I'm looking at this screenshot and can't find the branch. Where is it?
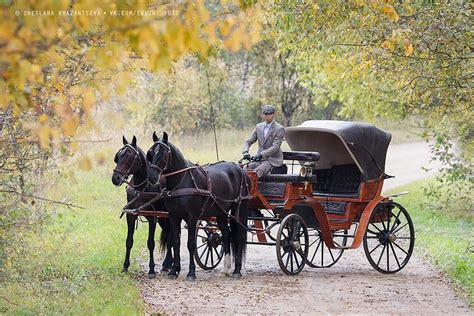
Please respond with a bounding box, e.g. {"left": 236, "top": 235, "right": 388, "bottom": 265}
{"left": 0, "top": 190, "right": 84, "bottom": 210}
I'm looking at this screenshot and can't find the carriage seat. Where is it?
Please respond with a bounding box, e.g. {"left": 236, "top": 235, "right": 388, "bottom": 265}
{"left": 313, "top": 164, "right": 361, "bottom": 197}
{"left": 283, "top": 151, "right": 320, "bottom": 161}
{"left": 261, "top": 174, "right": 317, "bottom": 183}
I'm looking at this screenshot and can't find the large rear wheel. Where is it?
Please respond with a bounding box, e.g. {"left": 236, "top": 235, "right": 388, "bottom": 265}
{"left": 194, "top": 220, "right": 224, "bottom": 270}
{"left": 363, "top": 202, "right": 415, "bottom": 273}
{"left": 276, "top": 214, "right": 309, "bottom": 275}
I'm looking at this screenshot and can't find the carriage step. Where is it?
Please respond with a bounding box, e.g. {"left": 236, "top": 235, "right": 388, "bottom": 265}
{"left": 329, "top": 219, "right": 349, "bottom": 223}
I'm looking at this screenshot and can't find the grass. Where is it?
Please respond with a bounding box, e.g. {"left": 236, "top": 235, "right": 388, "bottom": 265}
{"left": 1, "top": 166, "right": 147, "bottom": 314}
{"left": 390, "top": 179, "right": 473, "bottom": 304}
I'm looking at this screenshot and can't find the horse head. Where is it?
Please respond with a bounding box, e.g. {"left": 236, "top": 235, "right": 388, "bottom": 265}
{"left": 112, "top": 135, "right": 145, "bottom": 186}
{"left": 146, "top": 131, "right": 171, "bottom": 185}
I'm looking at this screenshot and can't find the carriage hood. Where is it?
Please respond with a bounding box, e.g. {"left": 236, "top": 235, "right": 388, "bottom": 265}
{"left": 285, "top": 120, "right": 392, "bottom": 182}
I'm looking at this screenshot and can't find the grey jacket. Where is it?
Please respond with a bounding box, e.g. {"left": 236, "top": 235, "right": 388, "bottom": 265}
{"left": 243, "top": 121, "right": 285, "bottom": 167}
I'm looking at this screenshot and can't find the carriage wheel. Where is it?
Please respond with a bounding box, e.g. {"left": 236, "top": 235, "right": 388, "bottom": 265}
{"left": 276, "top": 214, "right": 309, "bottom": 275}
{"left": 194, "top": 220, "right": 224, "bottom": 270}
{"left": 306, "top": 228, "right": 348, "bottom": 268}
{"left": 363, "top": 202, "right": 415, "bottom": 274}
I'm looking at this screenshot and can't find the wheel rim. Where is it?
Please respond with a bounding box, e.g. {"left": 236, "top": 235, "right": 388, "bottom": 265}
{"left": 363, "top": 202, "right": 415, "bottom": 274}
{"left": 276, "top": 214, "right": 309, "bottom": 275}
{"left": 194, "top": 220, "right": 224, "bottom": 270}
{"left": 306, "top": 229, "right": 347, "bottom": 268}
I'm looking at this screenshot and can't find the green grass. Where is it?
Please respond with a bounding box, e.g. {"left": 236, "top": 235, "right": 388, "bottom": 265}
{"left": 1, "top": 167, "right": 147, "bottom": 314}
{"left": 390, "top": 179, "right": 473, "bottom": 304}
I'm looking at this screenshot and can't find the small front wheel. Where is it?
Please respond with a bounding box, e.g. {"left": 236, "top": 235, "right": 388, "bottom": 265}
{"left": 276, "top": 214, "right": 309, "bottom": 275}
{"left": 363, "top": 201, "right": 415, "bottom": 274}
{"left": 194, "top": 220, "right": 224, "bottom": 270}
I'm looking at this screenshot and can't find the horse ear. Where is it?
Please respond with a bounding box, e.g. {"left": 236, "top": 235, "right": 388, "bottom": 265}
{"left": 131, "top": 135, "right": 137, "bottom": 147}
{"left": 152, "top": 131, "right": 159, "bottom": 142}
{"left": 123, "top": 135, "right": 128, "bottom": 145}
{"left": 162, "top": 132, "right": 168, "bottom": 144}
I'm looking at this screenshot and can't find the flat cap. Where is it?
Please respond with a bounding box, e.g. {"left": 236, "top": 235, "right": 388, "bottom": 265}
{"left": 261, "top": 105, "right": 275, "bottom": 114}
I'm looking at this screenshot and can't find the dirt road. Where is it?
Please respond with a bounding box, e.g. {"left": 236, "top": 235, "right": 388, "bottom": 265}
{"left": 137, "top": 142, "right": 471, "bottom": 315}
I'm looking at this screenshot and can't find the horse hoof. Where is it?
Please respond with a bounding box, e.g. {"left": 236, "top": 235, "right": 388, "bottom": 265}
{"left": 147, "top": 273, "right": 156, "bottom": 279}
{"left": 167, "top": 274, "right": 178, "bottom": 280}
{"left": 186, "top": 275, "right": 196, "bottom": 281}
{"left": 231, "top": 273, "right": 242, "bottom": 279}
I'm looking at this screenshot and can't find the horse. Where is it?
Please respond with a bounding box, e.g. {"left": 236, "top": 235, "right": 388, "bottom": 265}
{"left": 146, "top": 131, "right": 250, "bottom": 280}
{"left": 111, "top": 135, "right": 173, "bottom": 278}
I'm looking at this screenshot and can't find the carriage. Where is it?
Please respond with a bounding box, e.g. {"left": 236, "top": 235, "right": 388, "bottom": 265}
{"left": 194, "top": 120, "right": 415, "bottom": 275}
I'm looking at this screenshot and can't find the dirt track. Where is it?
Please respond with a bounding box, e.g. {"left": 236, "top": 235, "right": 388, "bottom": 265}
{"left": 137, "top": 142, "right": 472, "bottom": 315}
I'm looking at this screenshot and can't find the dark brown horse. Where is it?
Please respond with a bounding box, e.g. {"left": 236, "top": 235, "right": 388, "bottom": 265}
{"left": 112, "top": 135, "right": 172, "bottom": 278}
{"left": 146, "top": 132, "right": 250, "bottom": 280}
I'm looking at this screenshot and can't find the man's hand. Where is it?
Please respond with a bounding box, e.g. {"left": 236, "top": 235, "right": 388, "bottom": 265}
{"left": 242, "top": 152, "right": 251, "bottom": 160}
{"left": 251, "top": 154, "right": 262, "bottom": 162}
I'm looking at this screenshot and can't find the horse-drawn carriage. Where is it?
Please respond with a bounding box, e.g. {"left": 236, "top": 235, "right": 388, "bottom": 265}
{"left": 113, "top": 120, "right": 415, "bottom": 278}
{"left": 195, "top": 120, "right": 415, "bottom": 275}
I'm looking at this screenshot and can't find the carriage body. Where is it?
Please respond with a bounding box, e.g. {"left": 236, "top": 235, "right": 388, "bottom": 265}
{"left": 246, "top": 120, "right": 415, "bottom": 274}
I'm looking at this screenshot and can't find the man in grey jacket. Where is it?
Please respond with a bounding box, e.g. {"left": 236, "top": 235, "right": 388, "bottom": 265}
{"left": 242, "top": 105, "right": 285, "bottom": 178}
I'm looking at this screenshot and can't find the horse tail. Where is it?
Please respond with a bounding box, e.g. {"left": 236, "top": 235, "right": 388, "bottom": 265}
{"left": 158, "top": 218, "right": 170, "bottom": 253}
{"left": 230, "top": 172, "right": 250, "bottom": 264}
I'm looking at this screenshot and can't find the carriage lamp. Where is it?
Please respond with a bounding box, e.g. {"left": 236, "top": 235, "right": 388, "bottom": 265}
{"left": 299, "top": 162, "right": 314, "bottom": 178}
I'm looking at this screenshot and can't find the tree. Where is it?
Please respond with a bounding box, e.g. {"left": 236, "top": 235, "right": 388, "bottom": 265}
{"left": 267, "top": 0, "right": 472, "bottom": 211}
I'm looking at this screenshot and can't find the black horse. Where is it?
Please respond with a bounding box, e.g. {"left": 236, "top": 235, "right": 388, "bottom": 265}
{"left": 146, "top": 132, "right": 250, "bottom": 280}
{"left": 111, "top": 135, "right": 173, "bottom": 278}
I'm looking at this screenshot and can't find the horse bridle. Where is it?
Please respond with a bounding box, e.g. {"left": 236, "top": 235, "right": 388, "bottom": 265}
{"left": 113, "top": 144, "right": 144, "bottom": 184}
{"left": 148, "top": 141, "right": 172, "bottom": 176}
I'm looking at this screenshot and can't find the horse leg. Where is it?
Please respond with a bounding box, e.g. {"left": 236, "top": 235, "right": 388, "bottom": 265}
{"left": 158, "top": 218, "right": 173, "bottom": 272}
{"left": 123, "top": 214, "right": 137, "bottom": 272}
{"left": 147, "top": 217, "right": 157, "bottom": 278}
{"left": 217, "top": 216, "right": 231, "bottom": 276}
{"left": 186, "top": 215, "right": 199, "bottom": 281}
{"left": 168, "top": 217, "right": 181, "bottom": 279}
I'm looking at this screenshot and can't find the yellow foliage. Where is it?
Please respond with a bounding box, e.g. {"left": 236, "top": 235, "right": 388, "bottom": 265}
{"left": 63, "top": 117, "right": 79, "bottom": 137}
{"left": 82, "top": 89, "right": 95, "bottom": 114}
{"left": 405, "top": 43, "right": 414, "bottom": 56}
{"left": 77, "top": 156, "right": 92, "bottom": 171}
{"left": 38, "top": 114, "right": 49, "bottom": 124}
{"left": 382, "top": 4, "right": 399, "bottom": 22}
{"left": 38, "top": 126, "right": 51, "bottom": 149}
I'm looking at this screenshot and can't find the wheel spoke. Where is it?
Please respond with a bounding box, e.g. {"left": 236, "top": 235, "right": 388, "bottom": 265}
{"left": 328, "top": 246, "right": 335, "bottom": 261}
{"left": 285, "top": 249, "right": 291, "bottom": 267}
{"left": 390, "top": 209, "right": 402, "bottom": 232}
{"left": 199, "top": 247, "right": 208, "bottom": 260}
{"left": 369, "top": 242, "right": 383, "bottom": 255}
{"left": 204, "top": 247, "right": 210, "bottom": 266}
{"left": 376, "top": 243, "right": 387, "bottom": 266}
{"left": 210, "top": 245, "right": 214, "bottom": 265}
{"left": 311, "top": 238, "right": 322, "bottom": 262}
{"left": 197, "top": 234, "right": 208, "bottom": 239}
{"left": 293, "top": 251, "right": 300, "bottom": 268}
{"left": 214, "top": 247, "right": 222, "bottom": 260}
{"left": 369, "top": 222, "right": 383, "bottom": 234}
{"left": 389, "top": 242, "right": 401, "bottom": 269}
{"left": 321, "top": 240, "right": 324, "bottom": 263}
{"left": 386, "top": 238, "right": 390, "bottom": 271}
{"left": 196, "top": 243, "right": 207, "bottom": 250}
{"left": 392, "top": 240, "right": 409, "bottom": 255}
{"left": 392, "top": 222, "right": 408, "bottom": 235}
{"left": 290, "top": 250, "right": 294, "bottom": 272}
